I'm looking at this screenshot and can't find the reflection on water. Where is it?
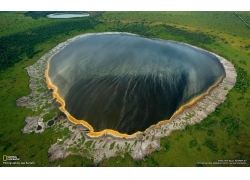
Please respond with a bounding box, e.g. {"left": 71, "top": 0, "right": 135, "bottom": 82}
{"left": 48, "top": 33, "right": 225, "bottom": 134}
{"left": 47, "top": 13, "right": 89, "bottom": 18}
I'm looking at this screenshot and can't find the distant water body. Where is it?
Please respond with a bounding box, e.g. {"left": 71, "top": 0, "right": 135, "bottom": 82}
{"left": 48, "top": 33, "right": 225, "bottom": 134}
{"left": 47, "top": 13, "right": 89, "bottom": 18}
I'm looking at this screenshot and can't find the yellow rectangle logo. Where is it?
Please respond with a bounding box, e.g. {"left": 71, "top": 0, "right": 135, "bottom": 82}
{"left": 3, "top": 155, "right": 7, "bottom": 161}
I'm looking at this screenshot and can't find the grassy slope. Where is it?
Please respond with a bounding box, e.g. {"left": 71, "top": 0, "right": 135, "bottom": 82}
{"left": 0, "top": 11, "right": 249, "bottom": 167}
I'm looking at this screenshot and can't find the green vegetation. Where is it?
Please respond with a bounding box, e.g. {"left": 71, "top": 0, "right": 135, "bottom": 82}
{"left": 0, "top": 11, "right": 250, "bottom": 167}
{"left": 84, "top": 141, "right": 93, "bottom": 149}
{"left": 42, "top": 108, "right": 58, "bottom": 122}
{"left": 102, "top": 143, "right": 106, "bottom": 149}
{"left": 109, "top": 141, "right": 116, "bottom": 150}
{"left": 183, "top": 112, "right": 195, "bottom": 121}
{"left": 81, "top": 133, "right": 85, "bottom": 143}
{"left": 132, "top": 140, "right": 137, "bottom": 147}
{"left": 234, "top": 66, "right": 250, "bottom": 93}
{"left": 163, "top": 142, "right": 170, "bottom": 152}
{"left": 67, "top": 147, "right": 79, "bottom": 154}
{"left": 204, "top": 139, "right": 218, "bottom": 154}
{"left": 189, "top": 139, "right": 197, "bottom": 148}
{"left": 0, "top": 17, "right": 100, "bottom": 71}
{"left": 92, "top": 141, "right": 97, "bottom": 149}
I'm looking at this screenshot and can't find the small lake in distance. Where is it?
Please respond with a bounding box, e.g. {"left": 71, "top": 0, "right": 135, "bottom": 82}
{"left": 47, "top": 13, "right": 89, "bottom": 18}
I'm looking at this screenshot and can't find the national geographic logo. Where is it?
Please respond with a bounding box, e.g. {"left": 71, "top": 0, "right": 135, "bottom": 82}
{"left": 2, "top": 155, "right": 35, "bottom": 165}
{"left": 2, "top": 155, "right": 20, "bottom": 161}
{"left": 3, "top": 155, "right": 7, "bottom": 161}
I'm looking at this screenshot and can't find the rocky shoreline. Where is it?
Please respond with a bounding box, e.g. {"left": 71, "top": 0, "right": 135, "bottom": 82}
{"left": 16, "top": 32, "right": 237, "bottom": 164}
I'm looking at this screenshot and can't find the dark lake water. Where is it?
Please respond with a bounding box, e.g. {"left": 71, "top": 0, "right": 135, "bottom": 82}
{"left": 47, "top": 120, "right": 54, "bottom": 126}
{"left": 48, "top": 33, "right": 225, "bottom": 134}
{"left": 36, "top": 125, "right": 42, "bottom": 131}
{"left": 47, "top": 13, "right": 89, "bottom": 18}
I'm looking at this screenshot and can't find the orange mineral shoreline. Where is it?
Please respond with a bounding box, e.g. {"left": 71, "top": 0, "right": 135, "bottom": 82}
{"left": 145, "top": 76, "right": 224, "bottom": 130}
{"left": 45, "top": 55, "right": 225, "bottom": 139}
